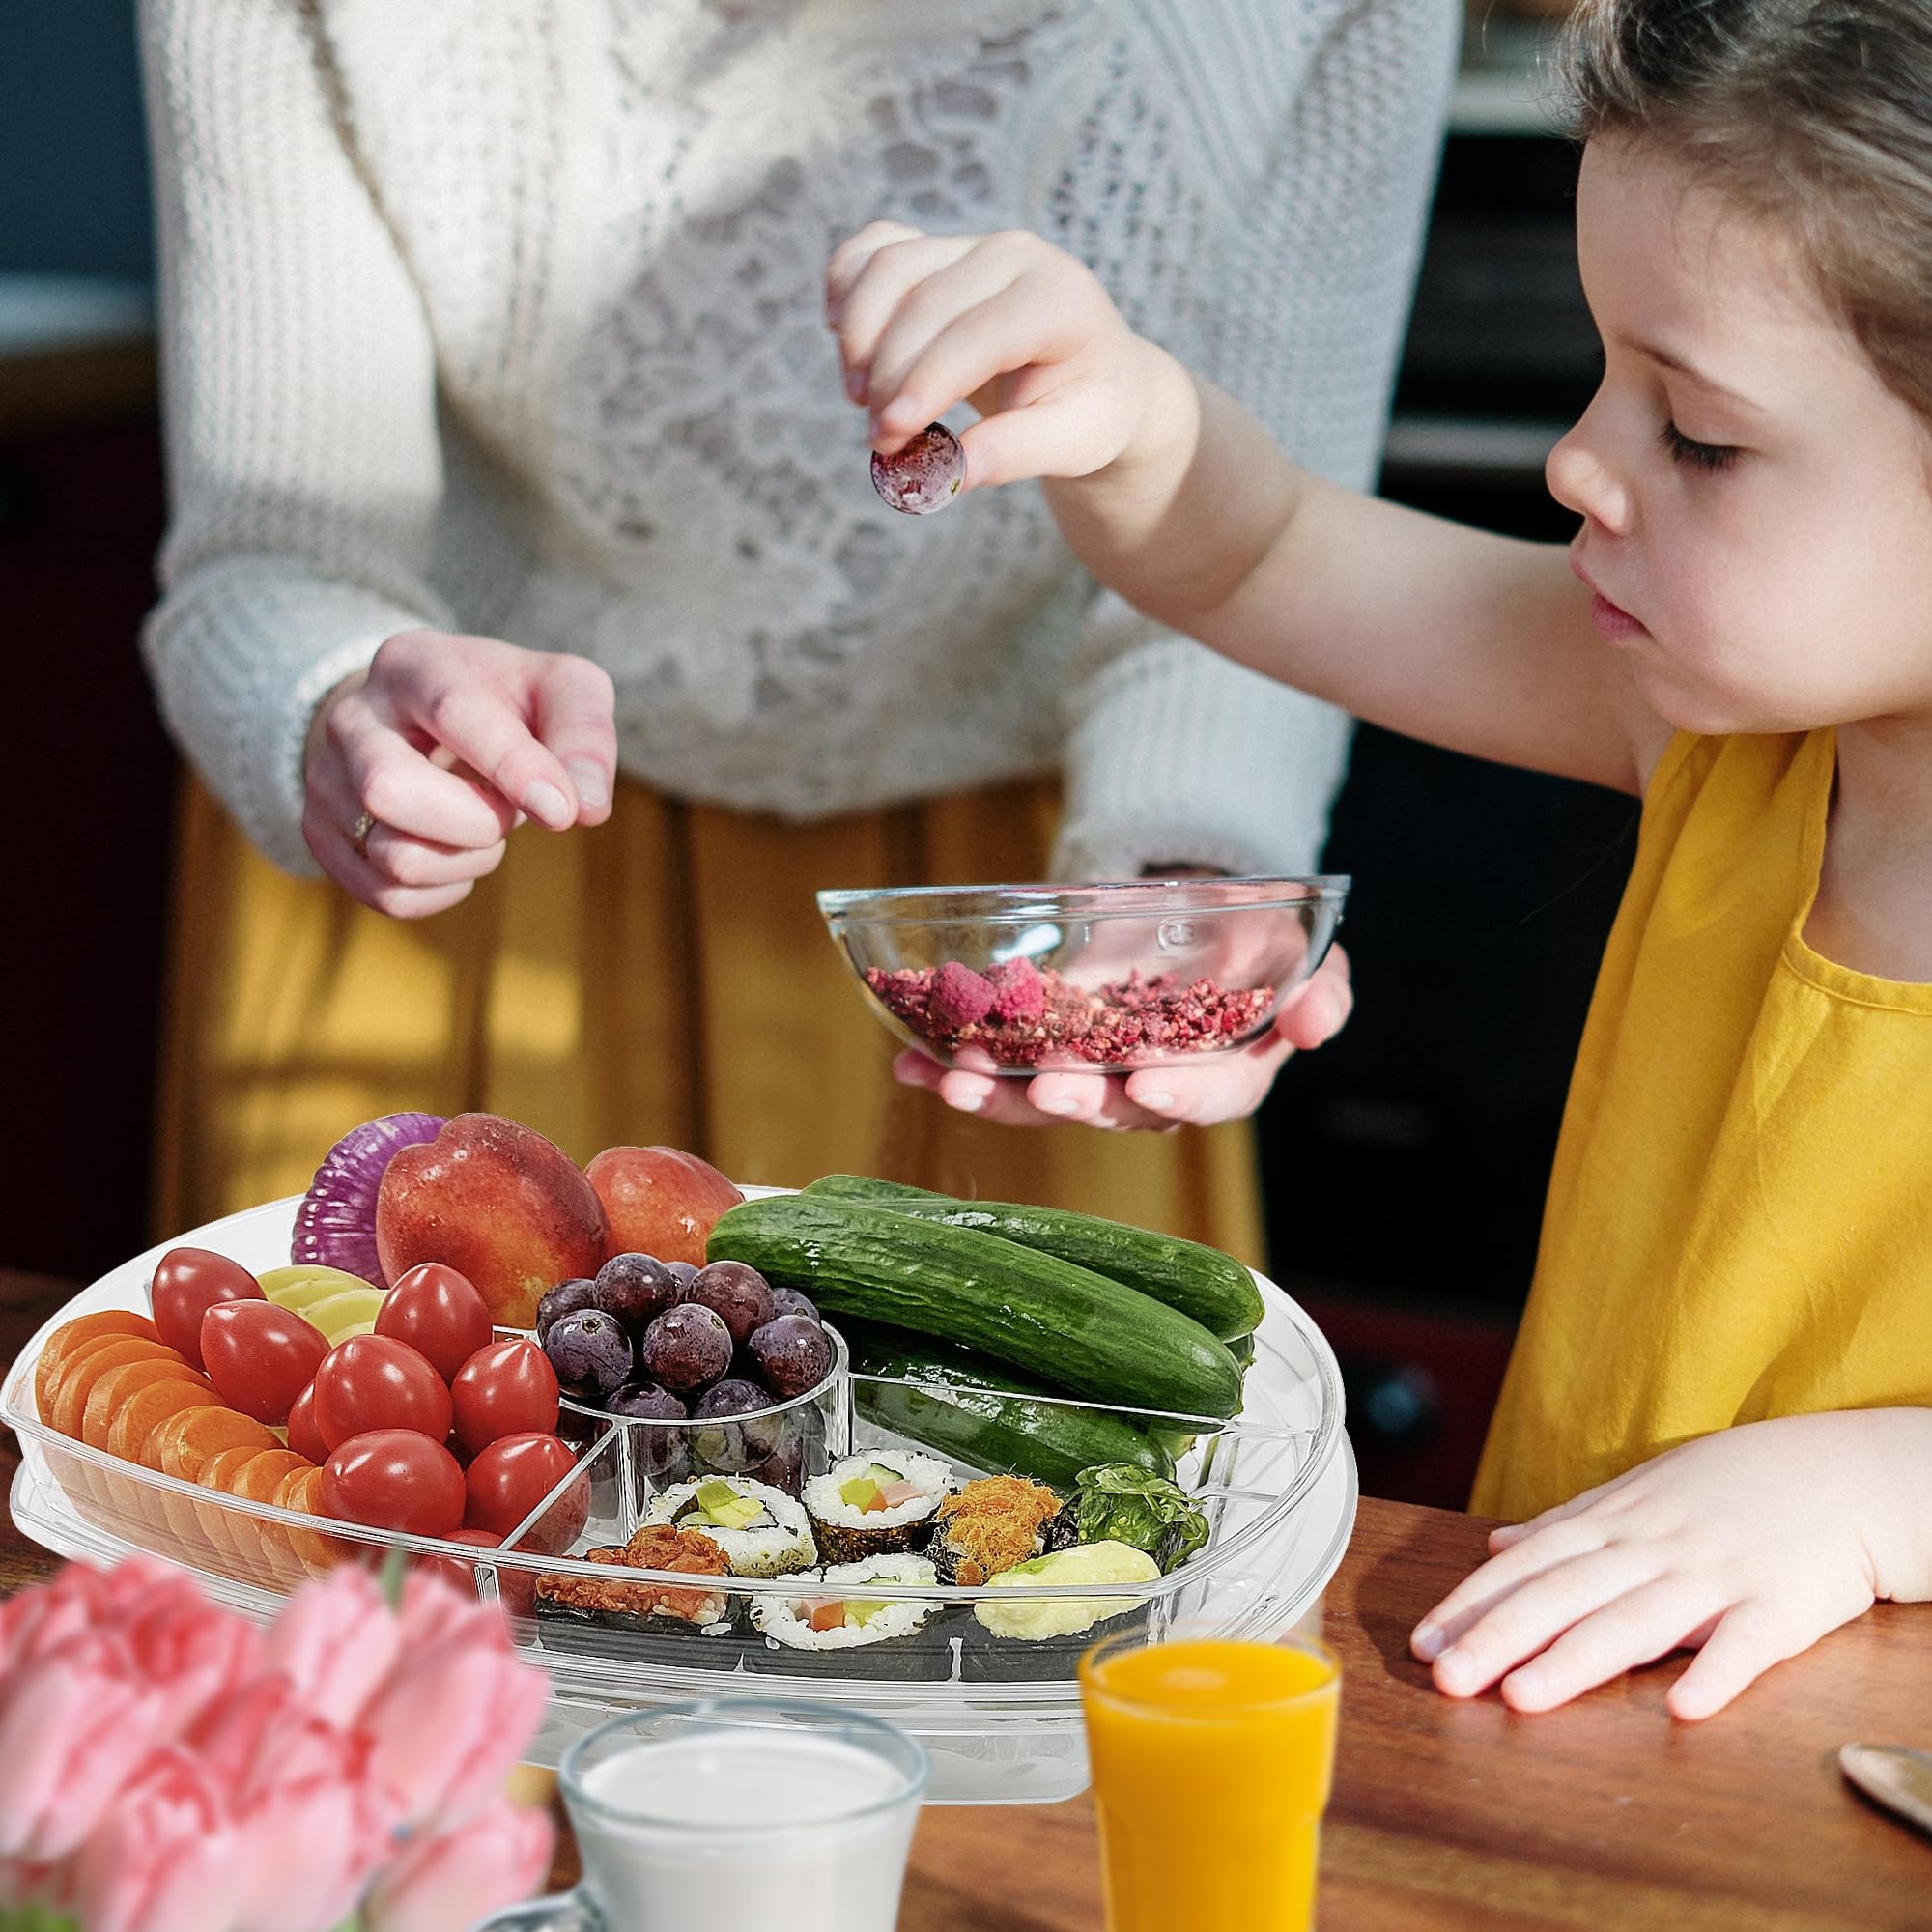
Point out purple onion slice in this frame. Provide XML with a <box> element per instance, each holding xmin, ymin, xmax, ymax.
<box><xmin>292</xmin><ymin>1112</ymin><xmax>446</xmax><ymax>1284</ymax></box>
<box><xmin>871</xmin><ymin>422</ymin><xmax>965</xmax><ymax>515</ymax></box>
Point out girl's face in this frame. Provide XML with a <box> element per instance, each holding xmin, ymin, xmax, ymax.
<box><xmin>1548</xmin><ymin>135</ymin><xmax>1932</xmax><ymax>735</ymax></box>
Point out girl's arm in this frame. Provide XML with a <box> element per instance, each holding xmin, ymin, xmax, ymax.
<box><xmin>832</xmin><ymin>228</ymin><xmax>1653</xmax><ymax>799</ymax></box>
<box><xmin>1413</xmin><ymin>1408</ymin><xmax>1932</xmax><ymax>1718</ymax></box>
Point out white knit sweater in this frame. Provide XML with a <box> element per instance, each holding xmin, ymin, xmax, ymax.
<box><xmin>138</xmin><ymin>0</ymin><xmax>1456</xmax><ymax>879</ymax></box>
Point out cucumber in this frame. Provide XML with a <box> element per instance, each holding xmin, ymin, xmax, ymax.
<box><xmin>841</xmin><ymin>1320</ymin><xmax>1173</xmax><ymax>1489</ymax></box>
<box><xmin>709</xmin><ymin>1193</ymin><xmax>1244</xmax><ymax>1418</ymax></box>
<box><xmin>803</xmin><ymin>1175</ymin><xmax>1264</xmax><ymax>1340</ymax></box>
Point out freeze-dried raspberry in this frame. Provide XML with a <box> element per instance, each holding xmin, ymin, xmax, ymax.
<box><xmin>985</xmin><ymin>957</ymin><xmax>1045</xmax><ymax>1024</ymax></box>
<box><xmin>928</xmin><ymin>961</ymin><xmax>996</xmax><ymax>1029</ymax></box>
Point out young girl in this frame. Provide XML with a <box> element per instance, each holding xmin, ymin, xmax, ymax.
<box><xmin>825</xmin><ymin>0</ymin><xmax>1932</xmax><ymax>1719</ymax></box>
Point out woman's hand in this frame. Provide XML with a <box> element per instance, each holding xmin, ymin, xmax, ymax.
<box><xmin>826</xmin><ymin>220</ymin><xmax>1158</xmax><ymax>489</ymax></box>
<box><xmin>1412</xmin><ymin>1409</ymin><xmax>1932</xmax><ymax>1719</ymax></box>
<box><xmin>894</xmin><ymin>944</ymin><xmax>1353</xmax><ymax>1131</ymax></box>
<box><xmin>302</xmin><ymin>629</ymin><xmax>617</xmax><ymax>917</ymax></box>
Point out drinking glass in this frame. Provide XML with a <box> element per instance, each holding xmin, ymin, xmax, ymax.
<box><xmin>1079</xmin><ymin>1620</ymin><xmax>1341</xmax><ymax>1932</ymax></box>
<box><xmin>473</xmin><ymin>1697</ymin><xmax>929</xmax><ymax>1932</ymax></box>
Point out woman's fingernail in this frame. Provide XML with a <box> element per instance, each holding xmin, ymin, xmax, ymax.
<box><xmin>1045</xmin><ymin>1096</ymin><xmax>1082</xmax><ymax>1116</ymax></box>
<box><xmin>846</xmin><ymin>366</ymin><xmax>868</xmax><ymax>404</ymax></box>
<box><xmin>1412</xmin><ymin>1622</ymin><xmax>1444</xmax><ymax>1662</ymax></box>
<box><xmin>1138</xmin><ymin>1090</ymin><xmax>1175</xmax><ymax>1113</ymax></box>
<box><xmin>952</xmin><ymin>1092</ymin><xmax>984</xmax><ymax>1114</ymax></box>
<box><xmin>526</xmin><ymin>781</ymin><xmax>571</xmax><ymax>828</ymax></box>
<box><xmin>567</xmin><ymin>759</ymin><xmax>610</xmax><ymax>812</ymax></box>
<box><xmin>1435</xmin><ymin>1647</ymin><xmax>1475</xmax><ymax>1691</ymax></box>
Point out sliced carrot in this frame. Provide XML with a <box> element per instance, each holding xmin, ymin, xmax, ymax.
<box><xmin>82</xmin><ymin>1359</ymin><xmax>211</xmax><ymax>1452</ymax></box>
<box><xmin>190</xmin><ymin>1445</ymin><xmax>268</xmax><ymax>1577</ymax></box>
<box><xmin>227</xmin><ymin>1449</ymin><xmax>317</xmax><ymax>1588</ymax></box>
<box><xmin>104</xmin><ymin>1377</ymin><xmax>215</xmax><ymax>1464</ymax></box>
<box><xmin>49</xmin><ymin>1339</ymin><xmax>188</xmax><ymax>1439</ymax></box>
<box><xmin>275</xmin><ymin>1466</ymin><xmax>346</xmax><ymax>1578</ymax></box>
<box><xmin>33</xmin><ymin>1313</ymin><xmax>161</xmax><ymax>1419</ymax></box>
<box><xmin>149</xmin><ymin>1405</ymin><xmax>277</xmax><ymax>1480</ymax></box>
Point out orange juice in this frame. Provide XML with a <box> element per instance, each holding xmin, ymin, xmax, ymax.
<box><xmin>1079</xmin><ymin>1633</ymin><xmax>1340</xmax><ymax>1932</ymax></box>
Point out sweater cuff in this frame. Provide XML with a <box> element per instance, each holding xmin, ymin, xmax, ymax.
<box><xmin>1053</xmin><ymin>639</ymin><xmax>1353</xmax><ymax>882</ymax></box>
<box><xmin>143</xmin><ymin>565</ymin><xmax>442</xmax><ymax>876</ymax></box>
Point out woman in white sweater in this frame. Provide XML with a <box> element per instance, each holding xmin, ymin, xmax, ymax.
<box><xmin>138</xmin><ymin>0</ymin><xmax>1455</xmax><ymax>1251</ymax></box>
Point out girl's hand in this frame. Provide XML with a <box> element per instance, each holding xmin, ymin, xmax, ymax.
<box><xmin>303</xmin><ymin>629</ymin><xmax>617</xmax><ymax>917</ymax></box>
<box><xmin>1412</xmin><ymin>1409</ymin><xmax>1932</xmax><ymax>1719</ymax></box>
<box><xmin>894</xmin><ymin>944</ymin><xmax>1353</xmax><ymax>1131</ymax></box>
<box><xmin>825</xmin><ymin>220</ymin><xmax>1156</xmax><ymax>487</ymax></box>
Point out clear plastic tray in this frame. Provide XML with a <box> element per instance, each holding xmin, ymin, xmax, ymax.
<box><xmin>4</xmin><ymin>1192</ymin><xmax>1355</xmax><ymax>1804</ymax></box>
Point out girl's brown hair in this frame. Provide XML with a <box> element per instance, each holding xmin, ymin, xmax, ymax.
<box><xmin>1563</xmin><ymin>0</ymin><xmax>1932</xmax><ymax>418</ymax></box>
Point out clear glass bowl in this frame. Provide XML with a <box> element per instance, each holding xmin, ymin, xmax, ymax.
<box><xmin>818</xmin><ymin>876</ymin><xmax>1350</xmax><ymax>1074</ymax></box>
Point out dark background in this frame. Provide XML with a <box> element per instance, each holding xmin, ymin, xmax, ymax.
<box><xmin>0</xmin><ymin>8</ymin><xmax>1620</xmax><ymax>1508</ymax></box>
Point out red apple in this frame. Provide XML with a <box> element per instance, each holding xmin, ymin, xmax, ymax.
<box><xmin>375</xmin><ymin>1114</ymin><xmax>610</xmax><ymax>1329</ymax></box>
<box><xmin>584</xmin><ymin>1146</ymin><xmax>744</xmax><ymax>1265</ymax></box>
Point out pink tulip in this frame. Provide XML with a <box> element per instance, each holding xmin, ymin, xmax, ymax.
<box><xmin>194</xmin><ymin>1675</ymin><xmax>404</xmax><ymax>1932</ymax></box>
<box><xmin>68</xmin><ymin>1747</ymin><xmax>247</xmax><ymax>1932</ymax></box>
<box><xmin>359</xmin><ymin>1574</ymin><xmax>551</xmax><ymax>1831</ymax></box>
<box><xmin>364</xmin><ymin>1797</ymin><xmax>555</xmax><ymax>1932</ymax></box>
<box><xmin>263</xmin><ymin>1566</ymin><xmax>402</xmax><ymax>1727</ymax></box>
<box><xmin>0</xmin><ymin>1555</ymin><xmax>200</xmax><ymax>1673</ymax></box>
<box><xmin>124</xmin><ymin>1592</ymin><xmax>266</xmax><ymax>1740</ymax></box>
<box><xmin>0</xmin><ymin>1631</ymin><xmax>173</xmax><ymax>1860</ymax></box>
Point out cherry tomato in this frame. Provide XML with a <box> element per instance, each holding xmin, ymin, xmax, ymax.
<box><xmin>413</xmin><ymin>1527</ymin><xmax>537</xmax><ymax>1614</ymax></box>
<box><xmin>462</xmin><ymin>1432</ymin><xmax>584</xmax><ymax>1543</ymax></box>
<box><xmin>200</xmin><ymin>1300</ymin><xmax>328</xmax><ymax>1425</ymax></box>
<box><xmin>312</xmin><ymin>1334</ymin><xmax>454</xmax><ymax>1452</ymax></box>
<box><xmin>152</xmin><ymin>1247</ymin><xmax>264</xmax><ymax>1371</ymax></box>
<box><xmin>321</xmin><ymin>1428</ymin><xmax>466</xmax><ymax>1537</ymax></box>
<box><xmin>375</xmin><ymin>1263</ymin><xmax>495</xmax><ymax>1384</ymax></box>
<box><xmin>287</xmin><ymin>1381</ymin><xmax>327</xmax><ymax>1463</ymax></box>
<box><xmin>450</xmin><ymin>1340</ymin><xmax>559</xmax><ymax>1459</ymax></box>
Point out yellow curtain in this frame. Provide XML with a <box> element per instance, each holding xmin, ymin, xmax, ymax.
<box><xmin>155</xmin><ymin>775</ymin><xmax>1266</xmax><ymax>1266</ymax></box>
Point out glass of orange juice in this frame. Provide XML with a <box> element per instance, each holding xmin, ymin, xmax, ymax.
<box><xmin>1078</xmin><ymin>1620</ymin><xmax>1341</xmax><ymax>1932</ymax></box>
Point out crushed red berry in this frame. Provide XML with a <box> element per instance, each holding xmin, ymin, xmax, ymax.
<box><xmin>864</xmin><ymin>961</ymin><xmax>1274</xmax><ymax>1068</ymax></box>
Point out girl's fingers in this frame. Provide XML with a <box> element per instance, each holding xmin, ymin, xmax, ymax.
<box><xmin>389</xmin><ymin>676</ymin><xmax>582</xmax><ymax>831</ymax></box>
<box><xmin>530</xmin><ymin>655</ymin><xmax>618</xmax><ymax>824</ymax></box>
<box><xmin>1412</xmin><ymin>1516</ymin><xmax>1613</xmax><ymax>1662</ymax></box>
<box><xmin>324</xmin><ymin>705</ymin><xmax>520</xmax><ymax>850</ymax></box>
<box><xmin>825</xmin><ymin>219</ymin><xmax>928</xmax><ymax>324</ymax></box>
<box><xmin>952</xmin><ymin>384</ymin><xmax>1129</xmax><ymax>491</ymax></box>
<box><xmin>1428</xmin><ymin>1543</ymin><xmax>1663</xmax><ymax>1699</ymax></box>
<box><xmin>1273</xmin><ymin>947</ymin><xmax>1354</xmax><ymax>1052</ymax></box>
<box><xmin>834</xmin><ymin>232</ymin><xmax>985</xmax><ymax>412</ymax></box>
<box><xmin>863</xmin><ymin>254</ymin><xmax>1044</xmax><ymax>436</ymax></box>
<box><xmin>359</xmin><ymin>823</ymin><xmax>510</xmax><ymax>890</ymax></box>
<box><xmin>1664</xmin><ymin>1602</ymin><xmax>1820</xmax><ymax>1721</ymax></box>
<box><xmin>302</xmin><ymin>815</ymin><xmax>485</xmax><ymax>920</ymax></box>
<box><xmin>891</xmin><ymin>1051</ymin><xmax>1177</xmax><ymax>1131</ymax></box>
<box><xmin>1495</xmin><ymin>1576</ymin><xmax>1719</xmax><ymax>1713</ymax></box>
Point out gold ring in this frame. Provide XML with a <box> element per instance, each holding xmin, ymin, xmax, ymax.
<box><xmin>351</xmin><ymin>810</ymin><xmax>377</xmax><ymax>859</ymax></box>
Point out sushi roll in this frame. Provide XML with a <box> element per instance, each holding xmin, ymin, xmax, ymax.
<box><xmin>534</xmin><ymin>1525</ymin><xmax>744</xmax><ymax>1671</ymax></box>
<box><xmin>645</xmin><ymin>1476</ymin><xmax>817</xmax><ymax>1578</ymax></box>
<box><xmin>959</xmin><ymin>1541</ymin><xmax>1159</xmax><ymax>1683</ymax></box>
<box><xmin>803</xmin><ymin>1451</ymin><xmax>955</xmax><ymax>1564</ymax></box>
<box><xmin>745</xmin><ymin>1553</ymin><xmax>959</xmax><ymax>1683</ymax></box>
<box><xmin>927</xmin><ymin>1474</ymin><xmax>1075</xmax><ymax>1586</ymax></box>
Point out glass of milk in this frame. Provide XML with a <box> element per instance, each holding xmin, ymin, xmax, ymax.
<box><xmin>472</xmin><ymin>1697</ymin><xmax>929</xmax><ymax>1932</ymax></box>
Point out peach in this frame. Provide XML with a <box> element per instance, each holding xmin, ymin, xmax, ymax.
<box><xmin>585</xmin><ymin>1145</ymin><xmax>744</xmax><ymax>1266</ymax></box>
<box><xmin>376</xmin><ymin>1113</ymin><xmax>610</xmax><ymax>1329</ymax></box>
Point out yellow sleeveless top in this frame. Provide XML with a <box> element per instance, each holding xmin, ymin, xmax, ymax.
<box><xmin>1472</xmin><ymin>728</ymin><xmax>1932</xmax><ymax>1521</ymax></box>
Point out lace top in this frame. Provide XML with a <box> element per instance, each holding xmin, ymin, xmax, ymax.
<box><xmin>138</xmin><ymin>0</ymin><xmax>1456</xmax><ymax>876</ymax></box>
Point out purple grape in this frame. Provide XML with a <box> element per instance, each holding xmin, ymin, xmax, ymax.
<box><xmin>871</xmin><ymin>422</ymin><xmax>965</xmax><ymax>515</ymax></box>
<box><xmin>609</xmin><ymin>1381</ymin><xmax>689</xmax><ymax>1482</ymax></box>
<box><xmin>545</xmin><ymin>1308</ymin><xmax>634</xmax><ymax>1398</ymax></box>
<box><xmin>640</xmin><ymin>1303</ymin><xmax>733</xmax><ymax>1395</ymax></box>
<box><xmin>608</xmin><ymin>1381</ymin><xmax>687</xmax><ymax>1423</ymax></box>
<box><xmin>594</xmin><ymin>1252</ymin><xmax>682</xmax><ymax>1337</ymax></box>
<box><xmin>686</xmin><ymin>1261</ymin><xmax>774</xmax><ymax>1346</ymax></box>
<box><xmin>749</xmin><ymin>1314</ymin><xmax>835</xmax><ymax>1400</ymax></box>
<box><xmin>536</xmin><ymin>1277</ymin><xmax>599</xmax><ymax>1346</ymax></box>
<box><xmin>768</xmin><ymin>1285</ymin><xmax>820</xmax><ymax>1325</ymax></box>
<box><xmin>666</xmin><ymin>1262</ymin><xmax>701</xmax><ymax>1295</ymax></box>
<box><xmin>755</xmin><ymin>1407</ymin><xmax>824</xmax><ymax>1496</ymax></box>
<box><xmin>694</xmin><ymin>1378</ymin><xmax>769</xmax><ymax>1420</ymax></box>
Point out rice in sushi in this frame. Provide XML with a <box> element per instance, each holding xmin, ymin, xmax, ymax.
<box><xmin>646</xmin><ymin>1476</ymin><xmax>817</xmax><ymax>1578</ymax></box>
<box><xmin>803</xmin><ymin>1451</ymin><xmax>955</xmax><ymax>1563</ymax></box>
<box><xmin>746</xmin><ymin>1552</ymin><xmax>956</xmax><ymax>1681</ymax></box>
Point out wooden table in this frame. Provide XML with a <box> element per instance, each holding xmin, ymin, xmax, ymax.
<box><xmin>3</xmin><ymin>1269</ymin><xmax>1929</xmax><ymax>1928</ymax></box>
